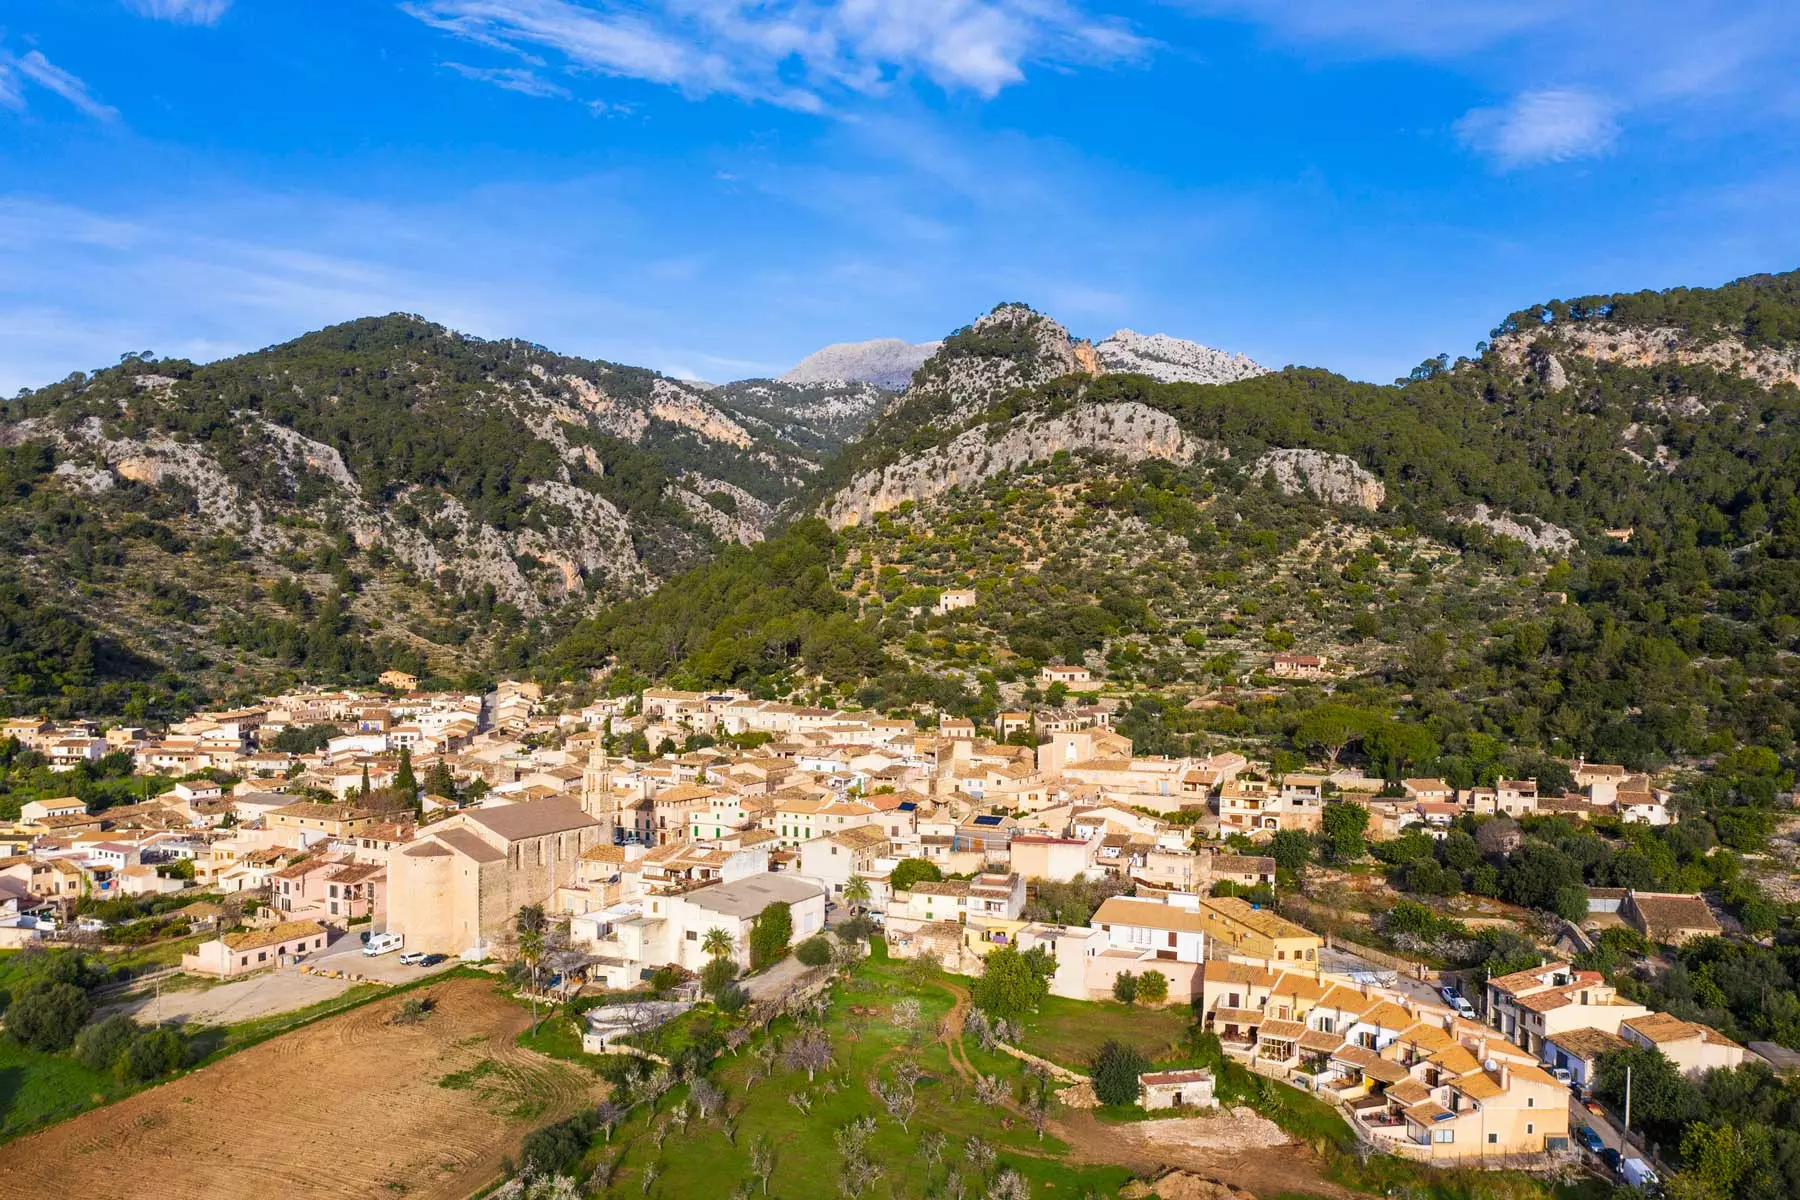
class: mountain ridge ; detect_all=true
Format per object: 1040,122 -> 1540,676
5,269 -> 1800,736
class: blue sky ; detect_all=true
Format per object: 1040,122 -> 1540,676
3,1 -> 1798,392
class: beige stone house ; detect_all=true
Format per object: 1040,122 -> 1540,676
1620,1013 -> 1745,1076
182,919 -> 327,978
387,798 -> 607,955
1621,890 -> 1720,945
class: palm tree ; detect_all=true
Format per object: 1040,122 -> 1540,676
702,927 -> 734,958
518,926 -> 545,1035
843,875 -> 872,914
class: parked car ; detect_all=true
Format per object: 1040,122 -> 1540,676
1584,1099 -> 1607,1117
1438,985 -> 1477,1017
420,954 -> 448,967
363,932 -> 404,957
360,930 -> 372,945
398,951 -> 427,966
1601,1147 -> 1622,1173
1621,1158 -> 1660,1191
1550,1066 -> 1573,1085
1575,1125 -> 1605,1154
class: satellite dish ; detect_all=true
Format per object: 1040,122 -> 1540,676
1484,1059 -> 1498,1072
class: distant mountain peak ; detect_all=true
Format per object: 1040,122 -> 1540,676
1095,328 -> 1269,385
780,337 -> 941,390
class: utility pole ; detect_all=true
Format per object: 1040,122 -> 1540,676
1623,1064 -> 1633,1150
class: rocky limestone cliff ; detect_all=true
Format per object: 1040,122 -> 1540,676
780,337 -> 941,389
23,415 -> 651,610
822,401 -> 1219,528
1457,504 -> 1577,554
1095,329 -> 1269,385
896,304 -> 1102,430
708,377 -> 888,451
1249,448 -> 1384,509
1495,324 -> 1800,391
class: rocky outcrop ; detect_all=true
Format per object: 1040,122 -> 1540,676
673,473 -> 775,545
1249,449 -> 1384,509
822,401 -> 1219,528
25,415 -> 650,609
781,337 -> 940,389
529,366 -> 754,449
1495,325 -> 1800,391
1457,504 -> 1577,554
708,377 -> 888,449
901,305 -> 1102,429
1095,329 -> 1269,386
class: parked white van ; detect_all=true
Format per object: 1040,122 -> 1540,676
363,932 -> 404,956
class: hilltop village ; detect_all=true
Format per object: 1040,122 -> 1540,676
0,660 -> 1768,1184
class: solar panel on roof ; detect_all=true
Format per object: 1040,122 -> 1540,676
972,814 -> 1003,826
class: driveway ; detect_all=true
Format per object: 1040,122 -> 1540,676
312,930 -> 462,984
743,955 -> 815,1004
1318,945 -> 1447,1011
108,932 -> 458,1027
109,968 -> 357,1026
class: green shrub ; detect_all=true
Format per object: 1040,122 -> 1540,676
794,936 -> 833,967
1091,1040 -> 1149,1107
700,955 -> 738,994
121,1027 -> 187,1083
1137,970 -> 1169,1005
6,980 -> 92,1052
833,915 -> 874,943
73,1013 -> 138,1073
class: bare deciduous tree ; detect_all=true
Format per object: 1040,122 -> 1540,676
988,1169 -> 1030,1200
749,1135 -> 775,1195
783,1028 -> 832,1081
689,1077 -> 723,1120
890,997 -> 921,1031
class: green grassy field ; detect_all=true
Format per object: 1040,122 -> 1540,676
1014,994 -> 1195,1070
0,1036 -> 128,1138
573,957 -> 1134,1199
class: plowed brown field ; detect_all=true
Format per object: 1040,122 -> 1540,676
0,976 -> 601,1200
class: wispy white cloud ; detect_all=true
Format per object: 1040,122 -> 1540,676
0,62 -> 21,111
443,61 -> 572,98
1185,1 -> 1800,170
1456,88 -> 1618,168
1185,1 -> 1564,57
124,0 -> 234,24
402,0 -> 1148,111
5,50 -> 118,121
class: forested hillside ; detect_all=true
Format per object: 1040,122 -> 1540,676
5,269 -> 1800,756
553,271 -> 1800,775
0,315 -> 868,710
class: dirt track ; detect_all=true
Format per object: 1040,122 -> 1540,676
0,977 -> 602,1200
933,978 -> 1348,1198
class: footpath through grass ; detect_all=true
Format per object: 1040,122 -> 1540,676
569,956 -> 1133,1199
508,954 -> 1604,1200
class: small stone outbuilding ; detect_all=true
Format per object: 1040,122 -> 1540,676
1140,1068 -> 1217,1111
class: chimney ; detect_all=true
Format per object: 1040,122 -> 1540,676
1498,1062 -> 1510,1089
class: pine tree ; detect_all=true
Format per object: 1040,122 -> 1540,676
425,760 -> 456,802
395,746 -> 417,797
360,763 -> 371,798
